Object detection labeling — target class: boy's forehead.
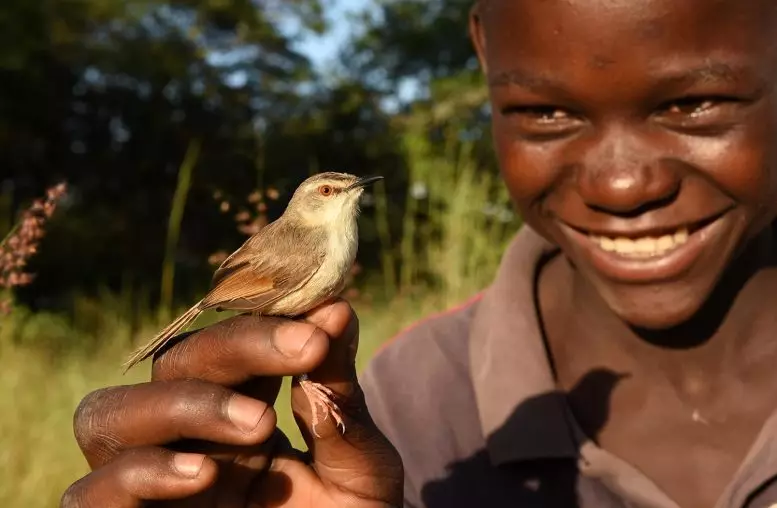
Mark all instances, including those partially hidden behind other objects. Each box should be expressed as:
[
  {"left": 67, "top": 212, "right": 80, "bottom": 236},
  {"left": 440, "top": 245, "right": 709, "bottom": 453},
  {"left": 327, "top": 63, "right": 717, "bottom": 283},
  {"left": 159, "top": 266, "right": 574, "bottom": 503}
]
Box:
[
  {"left": 478, "top": 0, "right": 777, "bottom": 16},
  {"left": 478, "top": 0, "right": 777, "bottom": 41},
  {"left": 478, "top": 0, "right": 777, "bottom": 76}
]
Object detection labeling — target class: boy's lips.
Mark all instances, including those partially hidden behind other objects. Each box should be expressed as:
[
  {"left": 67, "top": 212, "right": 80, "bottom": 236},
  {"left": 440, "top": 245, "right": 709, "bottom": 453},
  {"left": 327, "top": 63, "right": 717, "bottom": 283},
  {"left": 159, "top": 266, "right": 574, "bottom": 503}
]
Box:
[{"left": 557, "top": 210, "right": 733, "bottom": 284}]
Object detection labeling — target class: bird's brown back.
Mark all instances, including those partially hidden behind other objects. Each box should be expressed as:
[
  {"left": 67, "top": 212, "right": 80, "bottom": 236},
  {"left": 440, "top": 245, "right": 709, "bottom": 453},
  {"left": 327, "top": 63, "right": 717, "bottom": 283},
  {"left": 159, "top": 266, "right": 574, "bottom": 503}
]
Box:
[{"left": 202, "top": 219, "right": 329, "bottom": 315}]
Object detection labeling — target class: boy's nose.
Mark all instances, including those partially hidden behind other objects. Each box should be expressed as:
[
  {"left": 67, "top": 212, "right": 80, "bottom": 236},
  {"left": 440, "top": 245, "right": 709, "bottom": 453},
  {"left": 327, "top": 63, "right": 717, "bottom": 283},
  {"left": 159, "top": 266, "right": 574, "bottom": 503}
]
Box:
[{"left": 576, "top": 128, "right": 681, "bottom": 217}]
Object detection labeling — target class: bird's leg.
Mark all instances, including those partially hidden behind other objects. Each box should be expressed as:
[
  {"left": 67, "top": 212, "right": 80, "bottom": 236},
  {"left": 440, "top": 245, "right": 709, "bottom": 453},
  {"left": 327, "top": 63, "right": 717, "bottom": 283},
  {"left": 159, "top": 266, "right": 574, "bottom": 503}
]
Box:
[{"left": 296, "top": 373, "right": 345, "bottom": 437}]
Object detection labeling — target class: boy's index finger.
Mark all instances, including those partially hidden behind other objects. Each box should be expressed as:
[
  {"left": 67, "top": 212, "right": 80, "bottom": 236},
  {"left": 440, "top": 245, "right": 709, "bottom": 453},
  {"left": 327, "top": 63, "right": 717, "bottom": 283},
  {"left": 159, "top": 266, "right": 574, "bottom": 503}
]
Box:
[
  {"left": 291, "top": 299, "right": 404, "bottom": 504},
  {"left": 150, "top": 313, "right": 330, "bottom": 384}
]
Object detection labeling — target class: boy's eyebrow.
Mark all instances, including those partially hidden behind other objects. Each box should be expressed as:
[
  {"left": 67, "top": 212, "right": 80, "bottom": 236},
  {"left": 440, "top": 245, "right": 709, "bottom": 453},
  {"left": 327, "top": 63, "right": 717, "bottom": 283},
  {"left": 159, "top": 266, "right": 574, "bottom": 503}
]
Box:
[
  {"left": 489, "top": 62, "right": 749, "bottom": 91},
  {"left": 488, "top": 68, "right": 560, "bottom": 90},
  {"left": 658, "top": 62, "right": 740, "bottom": 86}
]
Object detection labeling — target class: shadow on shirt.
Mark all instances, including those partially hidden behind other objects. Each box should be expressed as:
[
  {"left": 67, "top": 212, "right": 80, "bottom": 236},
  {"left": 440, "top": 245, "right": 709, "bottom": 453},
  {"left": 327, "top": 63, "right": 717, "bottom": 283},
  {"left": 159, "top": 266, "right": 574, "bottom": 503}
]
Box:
[{"left": 419, "top": 368, "right": 626, "bottom": 507}]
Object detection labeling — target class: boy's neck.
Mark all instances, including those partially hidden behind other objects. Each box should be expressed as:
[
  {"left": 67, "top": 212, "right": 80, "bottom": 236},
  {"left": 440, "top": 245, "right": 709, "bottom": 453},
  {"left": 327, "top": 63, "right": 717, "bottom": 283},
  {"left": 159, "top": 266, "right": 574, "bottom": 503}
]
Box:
[{"left": 540, "top": 225, "right": 777, "bottom": 393}]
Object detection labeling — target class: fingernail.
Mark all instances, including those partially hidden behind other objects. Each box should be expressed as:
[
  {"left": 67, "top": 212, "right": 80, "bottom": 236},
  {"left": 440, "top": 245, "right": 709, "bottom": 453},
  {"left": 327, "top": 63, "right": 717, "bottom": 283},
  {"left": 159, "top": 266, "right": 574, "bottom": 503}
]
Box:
[
  {"left": 273, "top": 324, "right": 314, "bottom": 357},
  {"left": 228, "top": 394, "right": 267, "bottom": 433},
  {"left": 174, "top": 453, "right": 205, "bottom": 478}
]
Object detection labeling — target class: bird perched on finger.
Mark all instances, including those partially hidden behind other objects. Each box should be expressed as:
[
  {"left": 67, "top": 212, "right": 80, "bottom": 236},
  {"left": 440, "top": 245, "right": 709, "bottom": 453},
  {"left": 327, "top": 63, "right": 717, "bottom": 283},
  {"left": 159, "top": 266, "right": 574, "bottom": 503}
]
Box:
[{"left": 123, "top": 171, "right": 384, "bottom": 437}]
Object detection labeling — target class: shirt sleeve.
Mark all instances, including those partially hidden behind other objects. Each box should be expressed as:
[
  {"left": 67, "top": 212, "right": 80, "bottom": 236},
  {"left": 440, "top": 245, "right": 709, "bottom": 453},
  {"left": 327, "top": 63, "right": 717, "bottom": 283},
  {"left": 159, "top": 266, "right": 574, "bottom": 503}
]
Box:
[{"left": 359, "top": 355, "right": 427, "bottom": 508}]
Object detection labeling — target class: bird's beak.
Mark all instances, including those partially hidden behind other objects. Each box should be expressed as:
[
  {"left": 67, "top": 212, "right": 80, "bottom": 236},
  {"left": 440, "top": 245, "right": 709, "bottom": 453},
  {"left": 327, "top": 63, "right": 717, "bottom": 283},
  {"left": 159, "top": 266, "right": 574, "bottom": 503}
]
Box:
[{"left": 346, "top": 175, "right": 384, "bottom": 191}]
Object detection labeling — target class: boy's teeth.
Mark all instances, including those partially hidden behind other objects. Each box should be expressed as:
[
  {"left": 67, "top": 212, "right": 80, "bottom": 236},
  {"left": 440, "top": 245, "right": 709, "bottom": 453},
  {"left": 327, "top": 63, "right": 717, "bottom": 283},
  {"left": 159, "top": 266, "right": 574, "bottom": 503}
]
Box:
[{"left": 590, "top": 228, "right": 689, "bottom": 257}]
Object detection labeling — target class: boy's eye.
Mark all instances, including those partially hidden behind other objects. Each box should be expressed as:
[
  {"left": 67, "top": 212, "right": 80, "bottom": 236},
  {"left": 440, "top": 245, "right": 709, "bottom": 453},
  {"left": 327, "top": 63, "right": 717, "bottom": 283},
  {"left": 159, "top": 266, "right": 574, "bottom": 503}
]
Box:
[
  {"left": 654, "top": 96, "right": 744, "bottom": 132},
  {"left": 500, "top": 105, "right": 583, "bottom": 137},
  {"left": 662, "top": 97, "right": 719, "bottom": 117},
  {"left": 505, "top": 106, "right": 571, "bottom": 121}
]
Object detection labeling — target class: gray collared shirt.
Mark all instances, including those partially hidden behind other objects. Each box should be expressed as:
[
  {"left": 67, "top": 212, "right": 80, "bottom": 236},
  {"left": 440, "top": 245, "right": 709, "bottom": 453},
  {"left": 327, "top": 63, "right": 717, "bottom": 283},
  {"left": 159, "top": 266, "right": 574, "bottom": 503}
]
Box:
[{"left": 359, "top": 225, "right": 777, "bottom": 508}]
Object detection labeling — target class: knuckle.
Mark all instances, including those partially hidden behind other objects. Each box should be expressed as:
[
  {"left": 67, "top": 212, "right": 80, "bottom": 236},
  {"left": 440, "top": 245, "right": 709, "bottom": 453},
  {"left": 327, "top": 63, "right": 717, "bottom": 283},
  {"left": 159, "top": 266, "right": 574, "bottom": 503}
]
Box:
[
  {"left": 166, "top": 378, "right": 230, "bottom": 420},
  {"left": 301, "top": 325, "right": 328, "bottom": 346},
  {"left": 347, "top": 305, "right": 360, "bottom": 331},
  {"left": 211, "top": 314, "right": 260, "bottom": 342},
  {"left": 73, "top": 387, "right": 126, "bottom": 455},
  {"left": 152, "top": 333, "right": 197, "bottom": 378},
  {"left": 332, "top": 296, "right": 357, "bottom": 318},
  {"left": 73, "top": 389, "right": 104, "bottom": 436},
  {"left": 339, "top": 297, "right": 357, "bottom": 315},
  {"left": 340, "top": 300, "right": 360, "bottom": 332},
  {"left": 116, "top": 447, "right": 164, "bottom": 490},
  {"left": 60, "top": 478, "right": 90, "bottom": 508},
  {"left": 213, "top": 315, "right": 246, "bottom": 340}
]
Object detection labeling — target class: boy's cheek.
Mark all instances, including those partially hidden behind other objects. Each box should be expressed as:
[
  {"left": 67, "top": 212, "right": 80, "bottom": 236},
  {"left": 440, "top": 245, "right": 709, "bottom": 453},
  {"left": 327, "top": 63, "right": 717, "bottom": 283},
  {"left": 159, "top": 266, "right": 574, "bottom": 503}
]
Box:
[
  {"left": 493, "top": 133, "right": 561, "bottom": 204},
  {"left": 491, "top": 128, "right": 571, "bottom": 244}
]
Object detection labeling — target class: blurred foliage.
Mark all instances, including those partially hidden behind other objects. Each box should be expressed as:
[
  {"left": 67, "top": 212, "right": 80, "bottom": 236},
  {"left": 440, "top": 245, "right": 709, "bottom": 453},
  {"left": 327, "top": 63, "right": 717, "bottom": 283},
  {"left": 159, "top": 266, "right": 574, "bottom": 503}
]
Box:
[
  {"left": 343, "top": 0, "right": 479, "bottom": 90},
  {"left": 0, "top": 0, "right": 512, "bottom": 320}
]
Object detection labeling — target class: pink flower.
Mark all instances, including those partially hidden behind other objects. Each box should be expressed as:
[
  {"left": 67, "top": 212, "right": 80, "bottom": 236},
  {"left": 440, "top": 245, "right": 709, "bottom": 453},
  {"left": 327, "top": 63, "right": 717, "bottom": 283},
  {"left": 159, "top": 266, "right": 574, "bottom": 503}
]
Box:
[{"left": 0, "top": 182, "right": 67, "bottom": 301}]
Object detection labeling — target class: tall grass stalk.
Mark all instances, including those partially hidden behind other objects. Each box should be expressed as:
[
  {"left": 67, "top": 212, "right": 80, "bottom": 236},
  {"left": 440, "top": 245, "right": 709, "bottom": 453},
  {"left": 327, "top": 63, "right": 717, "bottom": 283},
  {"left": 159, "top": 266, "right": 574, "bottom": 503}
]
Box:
[
  {"left": 160, "top": 138, "right": 201, "bottom": 320},
  {"left": 390, "top": 112, "right": 517, "bottom": 304},
  {"left": 372, "top": 180, "right": 398, "bottom": 298}
]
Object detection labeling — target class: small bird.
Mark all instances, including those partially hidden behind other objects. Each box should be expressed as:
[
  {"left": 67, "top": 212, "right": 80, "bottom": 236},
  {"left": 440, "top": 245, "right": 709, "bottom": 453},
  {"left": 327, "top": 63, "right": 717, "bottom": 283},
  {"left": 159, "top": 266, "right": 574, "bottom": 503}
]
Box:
[{"left": 123, "top": 172, "right": 383, "bottom": 437}]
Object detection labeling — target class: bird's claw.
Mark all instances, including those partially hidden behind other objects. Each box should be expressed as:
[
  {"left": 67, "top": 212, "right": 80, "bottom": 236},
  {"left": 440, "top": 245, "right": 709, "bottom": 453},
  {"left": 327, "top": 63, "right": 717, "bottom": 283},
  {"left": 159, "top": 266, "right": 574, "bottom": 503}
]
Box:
[{"left": 298, "top": 377, "right": 346, "bottom": 438}]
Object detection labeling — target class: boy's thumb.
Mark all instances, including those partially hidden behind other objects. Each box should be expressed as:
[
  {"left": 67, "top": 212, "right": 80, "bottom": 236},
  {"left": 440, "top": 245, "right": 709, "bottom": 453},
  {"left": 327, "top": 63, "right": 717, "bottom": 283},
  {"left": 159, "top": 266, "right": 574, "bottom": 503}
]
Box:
[{"left": 290, "top": 299, "right": 403, "bottom": 504}]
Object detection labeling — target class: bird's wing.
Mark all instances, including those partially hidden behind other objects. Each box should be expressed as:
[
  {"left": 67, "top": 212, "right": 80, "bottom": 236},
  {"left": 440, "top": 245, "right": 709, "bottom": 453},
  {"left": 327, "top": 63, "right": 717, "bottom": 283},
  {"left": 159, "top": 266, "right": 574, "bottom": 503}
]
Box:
[
  {"left": 210, "top": 222, "right": 276, "bottom": 287},
  {"left": 202, "top": 222, "right": 327, "bottom": 313}
]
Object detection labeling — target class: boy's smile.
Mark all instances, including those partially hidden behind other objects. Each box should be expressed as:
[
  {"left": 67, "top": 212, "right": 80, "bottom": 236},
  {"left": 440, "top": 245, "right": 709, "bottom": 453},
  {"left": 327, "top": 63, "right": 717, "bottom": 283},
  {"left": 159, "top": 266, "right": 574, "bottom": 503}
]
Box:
[
  {"left": 559, "top": 205, "right": 733, "bottom": 284},
  {"left": 470, "top": 0, "right": 777, "bottom": 329}
]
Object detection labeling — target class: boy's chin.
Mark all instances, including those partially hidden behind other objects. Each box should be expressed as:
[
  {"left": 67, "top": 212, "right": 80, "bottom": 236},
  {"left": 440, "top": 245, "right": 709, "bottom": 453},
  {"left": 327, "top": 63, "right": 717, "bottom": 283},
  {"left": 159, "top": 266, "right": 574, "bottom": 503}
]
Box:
[
  {"left": 614, "top": 302, "right": 699, "bottom": 332},
  {"left": 596, "top": 282, "right": 715, "bottom": 334}
]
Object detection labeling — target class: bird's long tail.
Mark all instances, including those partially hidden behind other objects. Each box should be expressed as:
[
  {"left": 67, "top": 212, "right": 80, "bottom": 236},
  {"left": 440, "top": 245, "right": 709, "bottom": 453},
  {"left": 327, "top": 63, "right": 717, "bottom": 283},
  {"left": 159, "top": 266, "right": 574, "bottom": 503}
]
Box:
[{"left": 122, "top": 301, "right": 204, "bottom": 372}]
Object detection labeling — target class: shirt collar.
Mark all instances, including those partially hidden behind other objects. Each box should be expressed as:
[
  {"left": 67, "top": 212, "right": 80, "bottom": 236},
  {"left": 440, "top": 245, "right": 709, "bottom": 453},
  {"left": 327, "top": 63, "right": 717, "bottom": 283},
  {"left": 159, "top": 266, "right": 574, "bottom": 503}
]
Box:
[{"left": 467, "top": 225, "right": 577, "bottom": 465}]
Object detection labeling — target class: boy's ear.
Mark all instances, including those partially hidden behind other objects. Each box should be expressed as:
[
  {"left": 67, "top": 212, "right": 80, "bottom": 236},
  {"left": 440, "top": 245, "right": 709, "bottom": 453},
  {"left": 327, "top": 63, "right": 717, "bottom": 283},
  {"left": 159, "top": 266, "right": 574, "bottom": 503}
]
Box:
[{"left": 469, "top": 2, "right": 489, "bottom": 74}]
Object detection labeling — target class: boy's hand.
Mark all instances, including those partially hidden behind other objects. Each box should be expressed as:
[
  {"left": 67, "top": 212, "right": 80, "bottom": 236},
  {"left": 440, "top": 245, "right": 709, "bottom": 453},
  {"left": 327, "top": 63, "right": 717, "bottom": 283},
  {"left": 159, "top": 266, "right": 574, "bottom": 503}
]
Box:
[{"left": 60, "top": 299, "right": 403, "bottom": 507}]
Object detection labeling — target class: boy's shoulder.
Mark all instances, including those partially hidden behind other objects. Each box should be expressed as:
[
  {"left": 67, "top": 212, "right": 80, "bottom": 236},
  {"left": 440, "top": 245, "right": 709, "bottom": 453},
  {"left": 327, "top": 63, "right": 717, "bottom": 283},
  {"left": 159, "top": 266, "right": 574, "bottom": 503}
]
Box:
[
  {"left": 367, "top": 294, "right": 483, "bottom": 379},
  {"left": 359, "top": 294, "right": 486, "bottom": 503},
  {"left": 362, "top": 293, "right": 482, "bottom": 405}
]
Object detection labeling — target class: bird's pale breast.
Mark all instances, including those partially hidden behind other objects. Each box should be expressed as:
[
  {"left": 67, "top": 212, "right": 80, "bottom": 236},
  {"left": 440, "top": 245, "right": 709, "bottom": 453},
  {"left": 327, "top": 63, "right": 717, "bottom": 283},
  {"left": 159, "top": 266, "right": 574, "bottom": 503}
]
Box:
[{"left": 263, "top": 219, "right": 358, "bottom": 316}]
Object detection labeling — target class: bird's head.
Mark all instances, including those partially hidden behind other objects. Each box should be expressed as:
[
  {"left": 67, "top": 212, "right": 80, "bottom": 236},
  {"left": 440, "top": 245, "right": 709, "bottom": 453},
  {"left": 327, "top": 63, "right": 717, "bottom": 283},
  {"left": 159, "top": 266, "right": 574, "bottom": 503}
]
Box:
[{"left": 285, "top": 172, "right": 383, "bottom": 229}]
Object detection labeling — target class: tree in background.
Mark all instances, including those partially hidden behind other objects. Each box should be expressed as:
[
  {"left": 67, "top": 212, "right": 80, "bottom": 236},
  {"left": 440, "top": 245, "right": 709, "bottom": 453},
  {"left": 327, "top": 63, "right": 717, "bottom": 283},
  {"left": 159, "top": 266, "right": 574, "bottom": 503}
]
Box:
[{"left": 0, "top": 0, "right": 329, "bottom": 307}]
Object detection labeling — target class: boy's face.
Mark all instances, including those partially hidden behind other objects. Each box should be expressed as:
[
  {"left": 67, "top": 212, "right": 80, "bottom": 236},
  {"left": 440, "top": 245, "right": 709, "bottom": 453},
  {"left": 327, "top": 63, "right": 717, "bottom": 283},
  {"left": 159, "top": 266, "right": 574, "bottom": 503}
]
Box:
[{"left": 470, "top": 0, "right": 777, "bottom": 329}]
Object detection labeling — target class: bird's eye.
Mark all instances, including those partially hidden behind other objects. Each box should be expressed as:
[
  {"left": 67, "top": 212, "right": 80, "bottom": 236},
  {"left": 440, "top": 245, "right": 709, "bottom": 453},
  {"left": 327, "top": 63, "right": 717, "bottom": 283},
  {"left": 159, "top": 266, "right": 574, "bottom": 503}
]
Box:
[{"left": 318, "top": 185, "right": 334, "bottom": 196}]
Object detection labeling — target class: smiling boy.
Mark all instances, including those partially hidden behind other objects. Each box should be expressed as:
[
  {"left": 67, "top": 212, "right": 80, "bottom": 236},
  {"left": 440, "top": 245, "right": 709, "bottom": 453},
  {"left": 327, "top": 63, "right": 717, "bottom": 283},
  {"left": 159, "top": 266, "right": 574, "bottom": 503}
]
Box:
[
  {"left": 63, "top": 0, "right": 777, "bottom": 507},
  {"left": 363, "top": 0, "right": 777, "bottom": 506}
]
